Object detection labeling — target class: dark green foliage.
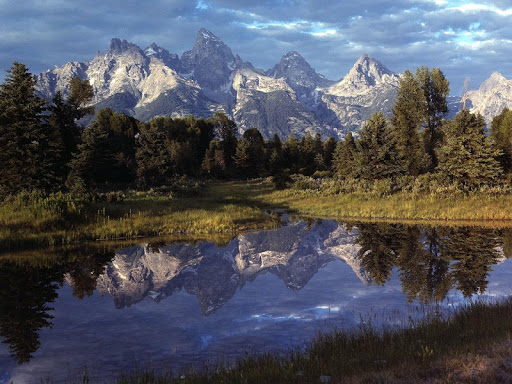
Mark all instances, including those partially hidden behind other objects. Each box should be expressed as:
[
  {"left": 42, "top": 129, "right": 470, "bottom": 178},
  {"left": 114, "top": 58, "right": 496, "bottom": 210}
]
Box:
[
  {"left": 67, "top": 108, "right": 140, "bottom": 193},
  {"left": 437, "top": 110, "right": 503, "bottom": 191},
  {"left": 136, "top": 122, "right": 171, "bottom": 187},
  {"left": 201, "top": 140, "right": 226, "bottom": 178},
  {"left": 234, "top": 127, "right": 265, "bottom": 178},
  {"left": 332, "top": 132, "right": 357, "bottom": 178},
  {"left": 356, "top": 223, "right": 406, "bottom": 285},
  {"left": 136, "top": 115, "right": 215, "bottom": 186},
  {"left": 211, "top": 112, "right": 237, "bottom": 172},
  {"left": 354, "top": 112, "right": 406, "bottom": 181},
  {"left": 283, "top": 134, "right": 300, "bottom": 174},
  {"left": 322, "top": 136, "right": 337, "bottom": 170},
  {"left": 48, "top": 77, "right": 94, "bottom": 185},
  {"left": 438, "top": 226, "right": 499, "bottom": 297},
  {"left": 490, "top": 107, "right": 512, "bottom": 173},
  {"left": 416, "top": 67, "right": 450, "bottom": 170},
  {"left": 0, "top": 62, "right": 58, "bottom": 196},
  {"left": 391, "top": 70, "right": 428, "bottom": 175}
]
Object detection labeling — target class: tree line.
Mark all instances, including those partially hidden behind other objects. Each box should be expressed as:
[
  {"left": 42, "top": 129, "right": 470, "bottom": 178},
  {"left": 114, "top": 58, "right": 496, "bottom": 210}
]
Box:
[{"left": 1, "top": 62, "right": 511, "bottom": 198}]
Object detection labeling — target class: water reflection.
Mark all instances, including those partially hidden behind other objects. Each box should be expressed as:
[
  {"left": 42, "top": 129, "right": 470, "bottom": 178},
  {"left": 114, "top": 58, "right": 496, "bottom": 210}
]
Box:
[
  {"left": 0, "top": 250, "right": 114, "bottom": 364},
  {"left": 0, "top": 221, "right": 511, "bottom": 371}
]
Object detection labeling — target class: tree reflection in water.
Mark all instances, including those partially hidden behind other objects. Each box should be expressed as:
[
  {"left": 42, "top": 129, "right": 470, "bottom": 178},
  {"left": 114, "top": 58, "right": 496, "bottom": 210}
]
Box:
[
  {"left": 0, "top": 222, "right": 510, "bottom": 365},
  {"left": 0, "top": 249, "right": 113, "bottom": 364},
  {"left": 356, "top": 223, "right": 502, "bottom": 303}
]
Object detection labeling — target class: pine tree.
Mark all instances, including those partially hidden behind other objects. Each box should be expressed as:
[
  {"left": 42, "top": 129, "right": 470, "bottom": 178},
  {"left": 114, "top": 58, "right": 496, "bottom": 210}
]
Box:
[
  {"left": 323, "top": 136, "right": 337, "bottom": 170},
  {"left": 332, "top": 132, "right": 357, "bottom": 178},
  {"left": 416, "top": 67, "right": 450, "bottom": 170},
  {"left": 0, "top": 62, "right": 56, "bottom": 195},
  {"left": 136, "top": 122, "right": 171, "bottom": 187},
  {"left": 390, "top": 70, "right": 428, "bottom": 175},
  {"left": 354, "top": 112, "right": 406, "bottom": 180},
  {"left": 234, "top": 127, "right": 265, "bottom": 178},
  {"left": 201, "top": 140, "right": 226, "bottom": 178},
  {"left": 283, "top": 134, "right": 300, "bottom": 174},
  {"left": 211, "top": 112, "right": 237, "bottom": 172},
  {"left": 437, "top": 110, "right": 503, "bottom": 191},
  {"left": 490, "top": 107, "right": 512, "bottom": 173}
]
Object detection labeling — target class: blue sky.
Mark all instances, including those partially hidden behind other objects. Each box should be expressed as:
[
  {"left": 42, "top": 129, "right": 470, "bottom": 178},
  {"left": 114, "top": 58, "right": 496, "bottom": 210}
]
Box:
[{"left": 1, "top": 0, "right": 511, "bottom": 93}]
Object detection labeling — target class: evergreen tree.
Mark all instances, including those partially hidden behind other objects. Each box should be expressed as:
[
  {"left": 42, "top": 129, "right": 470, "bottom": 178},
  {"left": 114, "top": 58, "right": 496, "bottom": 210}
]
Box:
[
  {"left": 356, "top": 223, "right": 406, "bottom": 285},
  {"left": 332, "top": 132, "right": 357, "bottom": 178},
  {"left": 439, "top": 226, "right": 499, "bottom": 297},
  {"left": 323, "top": 136, "right": 337, "bottom": 170},
  {"left": 136, "top": 122, "right": 171, "bottom": 187},
  {"left": 354, "top": 112, "right": 405, "bottom": 180},
  {"left": 490, "top": 107, "right": 512, "bottom": 173},
  {"left": 48, "top": 77, "right": 94, "bottom": 186},
  {"left": 0, "top": 62, "right": 55, "bottom": 195},
  {"left": 211, "top": 112, "right": 237, "bottom": 172},
  {"left": 267, "top": 133, "right": 284, "bottom": 175},
  {"left": 283, "top": 134, "right": 300, "bottom": 174},
  {"left": 67, "top": 108, "right": 139, "bottom": 193},
  {"left": 201, "top": 139, "right": 226, "bottom": 178},
  {"left": 437, "top": 110, "right": 503, "bottom": 191},
  {"left": 234, "top": 127, "right": 265, "bottom": 178},
  {"left": 390, "top": 70, "right": 428, "bottom": 175},
  {"left": 298, "top": 133, "right": 318, "bottom": 175},
  {"left": 416, "top": 66, "right": 450, "bottom": 170}
]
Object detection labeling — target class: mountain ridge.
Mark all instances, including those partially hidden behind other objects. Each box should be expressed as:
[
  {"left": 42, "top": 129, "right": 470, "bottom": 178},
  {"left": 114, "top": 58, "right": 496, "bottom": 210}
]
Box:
[{"left": 35, "top": 28, "right": 509, "bottom": 138}]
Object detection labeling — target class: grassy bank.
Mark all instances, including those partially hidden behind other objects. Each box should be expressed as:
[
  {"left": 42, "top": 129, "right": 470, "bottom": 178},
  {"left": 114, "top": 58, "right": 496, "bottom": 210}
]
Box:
[
  {"left": 0, "top": 182, "right": 281, "bottom": 251},
  {"left": 3, "top": 179, "right": 512, "bottom": 251},
  {"left": 114, "top": 299, "right": 512, "bottom": 384},
  {"left": 256, "top": 180, "right": 512, "bottom": 223}
]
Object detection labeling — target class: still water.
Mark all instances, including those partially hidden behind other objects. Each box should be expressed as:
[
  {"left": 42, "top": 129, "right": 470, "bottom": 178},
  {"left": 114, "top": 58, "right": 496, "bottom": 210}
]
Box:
[{"left": 1, "top": 220, "right": 512, "bottom": 383}]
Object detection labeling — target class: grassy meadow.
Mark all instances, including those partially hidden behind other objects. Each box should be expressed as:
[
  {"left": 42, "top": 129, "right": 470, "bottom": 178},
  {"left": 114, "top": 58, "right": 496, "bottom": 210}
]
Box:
[{"left": 3, "top": 179, "right": 512, "bottom": 251}]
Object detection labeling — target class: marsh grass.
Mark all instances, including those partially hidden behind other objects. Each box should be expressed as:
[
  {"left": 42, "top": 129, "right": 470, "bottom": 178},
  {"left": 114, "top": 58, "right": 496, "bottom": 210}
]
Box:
[
  {"left": 4, "top": 179, "right": 512, "bottom": 251},
  {"left": 0, "top": 182, "right": 281, "bottom": 251},
  {"left": 116, "top": 299, "right": 512, "bottom": 384}
]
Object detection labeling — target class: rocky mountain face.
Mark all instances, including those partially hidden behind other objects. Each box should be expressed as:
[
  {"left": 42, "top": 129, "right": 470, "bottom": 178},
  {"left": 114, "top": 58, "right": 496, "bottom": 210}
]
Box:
[
  {"left": 94, "top": 221, "right": 371, "bottom": 314},
  {"left": 467, "top": 72, "right": 512, "bottom": 124},
  {"left": 35, "top": 29, "right": 406, "bottom": 139}
]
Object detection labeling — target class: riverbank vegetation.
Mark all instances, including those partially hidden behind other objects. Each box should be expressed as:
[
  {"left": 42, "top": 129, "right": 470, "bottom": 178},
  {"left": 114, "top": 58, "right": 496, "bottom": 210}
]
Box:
[
  {"left": 3, "top": 63, "right": 512, "bottom": 248},
  {"left": 114, "top": 298, "right": 512, "bottom": 383}
]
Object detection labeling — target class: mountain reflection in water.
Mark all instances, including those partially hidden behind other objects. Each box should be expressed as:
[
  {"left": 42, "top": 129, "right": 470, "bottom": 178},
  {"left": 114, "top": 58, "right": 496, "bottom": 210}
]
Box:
[{"left": 1, "top": 220, "right": 511, "bottom": 382}]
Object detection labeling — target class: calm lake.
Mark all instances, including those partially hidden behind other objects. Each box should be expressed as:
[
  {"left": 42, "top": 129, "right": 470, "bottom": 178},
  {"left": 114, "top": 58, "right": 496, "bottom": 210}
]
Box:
[{"left": 1, "top": 219, "right": 512, "bottom": 383}]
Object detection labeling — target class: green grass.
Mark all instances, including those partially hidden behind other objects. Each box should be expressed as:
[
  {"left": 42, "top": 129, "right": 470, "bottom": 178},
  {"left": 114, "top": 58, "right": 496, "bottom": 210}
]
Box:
[
  {"left": 4, "top": 179, "right": 512, "bottom": 251},
  {"left": 0, "top": 182, "right": 281, "bottom": 251},
  {"left": 257, "top": 183, "right": 512, "bottom": 224},
  {"left": 114, "top": 298, "right": 512, "bottom": 384}
]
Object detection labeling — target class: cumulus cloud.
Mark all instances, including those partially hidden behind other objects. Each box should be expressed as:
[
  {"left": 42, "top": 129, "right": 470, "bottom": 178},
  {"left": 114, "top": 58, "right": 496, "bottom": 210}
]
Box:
[{"left": 0, "top": 0, "right": 511, "bottom": 91}]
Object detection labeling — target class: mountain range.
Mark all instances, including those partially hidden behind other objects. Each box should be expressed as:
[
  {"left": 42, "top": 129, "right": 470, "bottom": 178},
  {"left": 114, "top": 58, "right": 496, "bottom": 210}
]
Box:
[
  {"left": 91, "top": 220, "right": 370, "bottom": 314},
  {"left": 35, "top": 28, "right": 511, "bottom": 139}
]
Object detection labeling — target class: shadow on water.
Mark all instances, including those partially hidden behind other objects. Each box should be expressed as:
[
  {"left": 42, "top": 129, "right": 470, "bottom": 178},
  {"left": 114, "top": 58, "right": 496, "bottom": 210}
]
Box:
[{"left": 1, "top": 220, "right": 512, "bottom": 371}]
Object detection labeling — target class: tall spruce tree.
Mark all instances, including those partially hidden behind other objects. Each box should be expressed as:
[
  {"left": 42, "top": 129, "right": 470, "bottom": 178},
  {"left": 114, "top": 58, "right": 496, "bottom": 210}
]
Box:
[
  {"left": 48, "top": 78, "right": 94, "bottom": 186},
  {"left": 0, "top": 62, "right": 57, "bottom": 195},
  {"left": 354, "top": 112, "right": 405, "bottom": 180},
  {"left": 234, "top": 127, "right": 265, "bottom": 178},
  {"left": 416, "top": 66, "right": 450, "bottom": 170},
  {"left": 390, "top": 70, "right": 428, "bottom": 175},
  {"left": 332, "top": 132, "right": 357, "bottom": 178},
  {"left": 490, "top": 107, "right": 512, "bottom": 174},
  {"left": 211, "top": 112, "right": 237, "bottom": 173},
  {"left": 437, "top": 110, "right": 503, "bottom": 191}
]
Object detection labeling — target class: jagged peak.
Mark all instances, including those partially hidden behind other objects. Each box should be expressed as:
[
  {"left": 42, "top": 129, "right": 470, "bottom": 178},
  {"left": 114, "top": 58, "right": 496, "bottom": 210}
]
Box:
[
  {"left": 109, "top": 38, "right": 143, "bottom": 54},
  {"left": 196, "top": 28, "right": 222, "bottom": 43},
  {"left": 489, "top": 71, "right": 506, "bottom": 81},
  {"left": 144, "top": 42, "right": 163, "bottom": 56},
  {"left": 349, "top": 53, "right": 393, "bottom": 77}
]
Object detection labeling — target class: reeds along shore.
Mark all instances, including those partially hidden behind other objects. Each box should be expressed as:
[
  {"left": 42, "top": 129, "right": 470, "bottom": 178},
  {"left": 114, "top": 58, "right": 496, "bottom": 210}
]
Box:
[
  {"left": 3, "top": 179, "right": 512, "bottom": 251},
  {"left": 114, "top": 298, "right": 512, "bottom": 383}
]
